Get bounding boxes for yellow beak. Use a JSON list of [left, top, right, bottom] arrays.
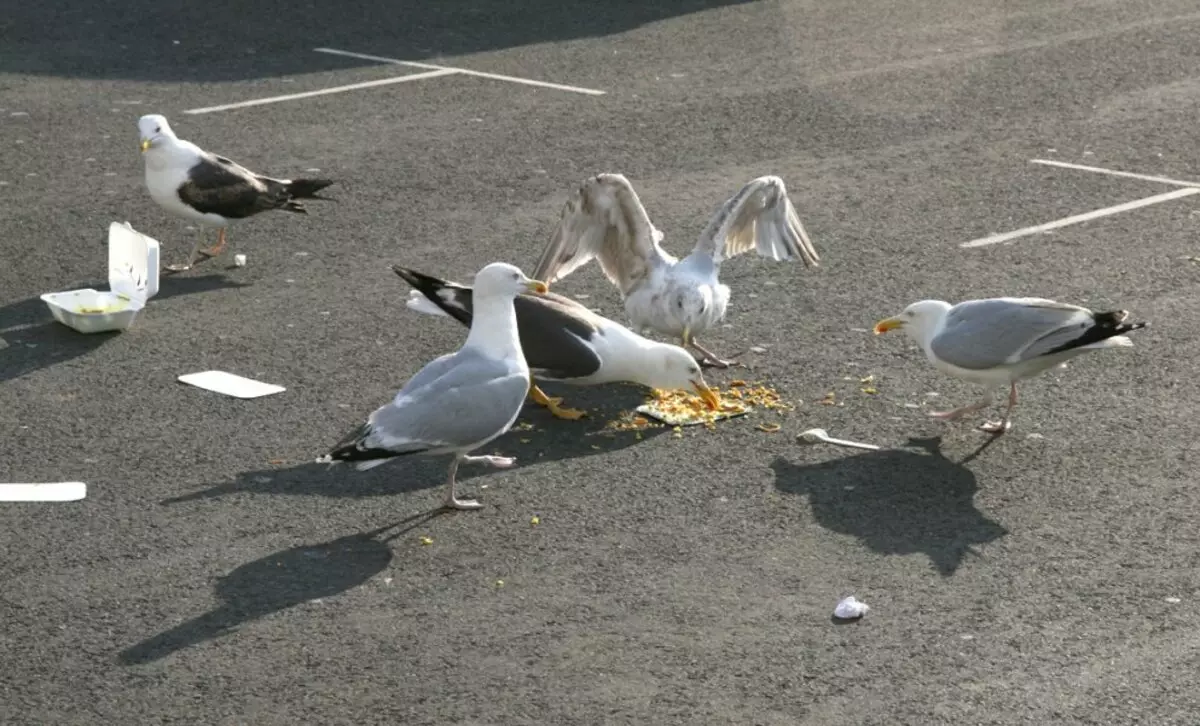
[[693, 381, 721, 410], [681, 326, 691, 346], [873, 316, 904, 335], [140, 139, 151, 153], [524, 279, 549, 294]]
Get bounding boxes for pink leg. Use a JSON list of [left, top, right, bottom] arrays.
[[927, 397, 992, 421], [979, 383, 1018, 434]]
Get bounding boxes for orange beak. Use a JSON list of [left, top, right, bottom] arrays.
[[873, 317, 904, 335]]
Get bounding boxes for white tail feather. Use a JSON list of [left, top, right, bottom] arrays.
[[406, 291, 450, 317]]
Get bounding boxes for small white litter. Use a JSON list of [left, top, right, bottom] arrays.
[[233, 254, 247, 267], [833, 596, 869, 621], [797, 428, 881, 451], [177, 371, 286, 399], [41, 222, 160, 334], [0, 482, 87, 502]]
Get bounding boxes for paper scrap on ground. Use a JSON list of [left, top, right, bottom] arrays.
[[0, 482, 87, 502], [833, 596, 869, 620], [178, 371, 286, 399]]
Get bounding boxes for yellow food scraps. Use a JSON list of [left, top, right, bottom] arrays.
[[609, 383, 796, 428], [757, 423, 782, 433], [819, 392, 837, 405], [861, 387, 878, 395], [530, 515, 540, 526], [418, 536, 433, 546], [495, 579, 505, 588]]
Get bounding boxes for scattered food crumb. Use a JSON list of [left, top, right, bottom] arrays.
[[530, 515, 540, 526], [1166, 597, 1181, 604], [495, 579, 505, 588], [749, 346, 768, 353], [267, 458, 285, 465], [756, 423, 782, 433], [861, 387, 878, 395], [519, 438, 531, 443], [419, 536, 433, 546]]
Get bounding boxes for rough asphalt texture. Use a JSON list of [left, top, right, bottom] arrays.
[[4, 1, 1200, 724]]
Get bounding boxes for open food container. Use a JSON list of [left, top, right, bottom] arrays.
[[41, 222, 161, 334]]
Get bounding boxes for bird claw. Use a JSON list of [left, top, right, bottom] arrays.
[[979, 420, 1012, 435], [443, 496, 484, 511]]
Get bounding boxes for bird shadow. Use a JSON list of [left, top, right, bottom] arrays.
[[117, 514, 439, 665], [160, 384, 666, 505], [0, 275, 247, 384], [771, 436, 1008, 576]]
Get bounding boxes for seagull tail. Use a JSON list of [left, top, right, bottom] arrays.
[[286, 178, 336, 199], [391, 265, 475, 327], [1050, 310, 1148, 355], [323, 422, 426, 471]]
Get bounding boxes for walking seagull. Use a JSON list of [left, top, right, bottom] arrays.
[[874, 297, 1147, 434], [137, 114, 335, 271], [319, 262, 548, 510]]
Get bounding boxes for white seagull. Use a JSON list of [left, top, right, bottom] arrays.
[[137, 114, 335, 271], [530, 173, 820, 368], [874, 297, 1147, 434], [393, 265, 720, 420], [320, 262, 547, 510]]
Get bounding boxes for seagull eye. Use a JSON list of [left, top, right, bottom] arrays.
[[154, 126, 161, 133]]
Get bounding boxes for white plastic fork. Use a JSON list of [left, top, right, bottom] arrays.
[[796, 428, 881, 451]]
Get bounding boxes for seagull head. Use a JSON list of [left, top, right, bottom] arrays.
[[137, 114, 177, 153], [473, 262, 548, 299], [641, 342, 721, 410], [673, 287, 712, 343], [874, 299, 953, 344]]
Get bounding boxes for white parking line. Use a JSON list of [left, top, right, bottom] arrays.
[[960, 187, 1200, 249], [1030, 159, 1200, 189], [314, 47, 607, 96], [184, 68, 459, 115]]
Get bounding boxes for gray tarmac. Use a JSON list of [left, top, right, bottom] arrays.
[[3, 1, 1200, 723]]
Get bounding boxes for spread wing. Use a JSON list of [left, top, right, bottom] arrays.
[[930, 298, 1105, 370], [691, 176, 819, 266], [531, 173, 673, 297]]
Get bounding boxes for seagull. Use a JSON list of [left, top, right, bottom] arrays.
[[393, 265, 721, 420], [874, 297, 1147, 434], [319, 262, 547, 510], [137, 114, 335, 272], [530, 173, 820, 368]]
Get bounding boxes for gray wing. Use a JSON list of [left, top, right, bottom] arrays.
[[531, 173, 674, 296], [177, 152, 289, 219], [363, 349, 529, 453], [691, 176, 819, 266], [512, 293, 604, 380], [930, 298, 1096, 370]]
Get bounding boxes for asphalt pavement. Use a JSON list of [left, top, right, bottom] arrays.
[[4, 1, 1200, 723]]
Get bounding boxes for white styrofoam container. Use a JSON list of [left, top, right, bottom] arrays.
[[41, 222, 161, 334]]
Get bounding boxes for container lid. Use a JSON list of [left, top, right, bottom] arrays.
[[107, 222, 153, 303]]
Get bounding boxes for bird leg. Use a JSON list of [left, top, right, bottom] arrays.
[[687, 337, 742, 369], [163, 234, 205, 273], [979, 383, 1017, 435], [462, 454, 516, 468], [442, 456, 483, 511], [528, 384, 587, 420], [927, 396, 992, 421], [197, 227, 228, 259]]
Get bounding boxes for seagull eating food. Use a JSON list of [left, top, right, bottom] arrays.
[[530, 173, 820, 368], [137, 114, 335, 271], [319, 262, 547, 510], [393, 265, 720, 420], [874, 297, 1147, 434]]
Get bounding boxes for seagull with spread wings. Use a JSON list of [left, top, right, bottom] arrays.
[[137, 114, 335, 272], [874, 297, 1147, 434], [531, 173, 820, 368]]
